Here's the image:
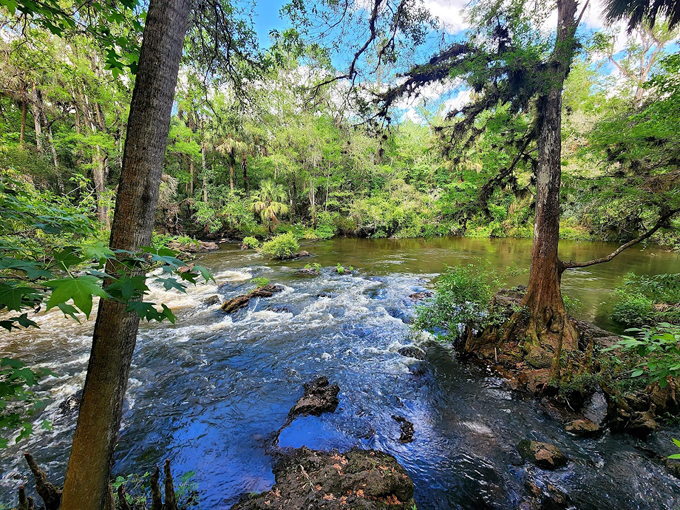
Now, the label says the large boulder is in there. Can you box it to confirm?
[230,448,416,509]
[517,440,568,470]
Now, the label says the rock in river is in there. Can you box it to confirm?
[517,440,568,470]
[221,284,283,314]
[565,419,601,438]
[288,376,340,421]
[398,345,426,360]
[392,415,415,443]
[230,447,416,510]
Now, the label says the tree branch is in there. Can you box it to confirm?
[560,207,680,271]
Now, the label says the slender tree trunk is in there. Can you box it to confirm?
[201,143,208,202]
[242,156,248,192]
[93,148,110,228]
[229,155,235,191]
[60,2,192,509]
[517,0,579,358]
[189,157,195,195]
[42,111,59,168]
[291,174,297,221]
[20,97,27,145]
[31,85,44,153]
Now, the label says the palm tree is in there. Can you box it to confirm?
[604,0,679,29]
[251,180,289,232]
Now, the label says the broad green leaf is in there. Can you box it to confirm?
[44,275,108,318]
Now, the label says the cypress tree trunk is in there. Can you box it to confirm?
[60,1,192,508]
[517,0,579,357]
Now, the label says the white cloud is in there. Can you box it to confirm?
[423,0,469,33]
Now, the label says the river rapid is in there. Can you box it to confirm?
[1,236,680,509]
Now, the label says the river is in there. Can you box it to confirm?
[1,237,680,509]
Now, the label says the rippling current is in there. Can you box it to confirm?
[2,237,680,509]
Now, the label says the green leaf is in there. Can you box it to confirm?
[669,454,680,459]
[0,283,40,312]
[44,275,108,318]
[157,277,187,293]
[631,369,644,378]
[53,247,83,271]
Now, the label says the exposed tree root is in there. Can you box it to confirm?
[13,455,182,510]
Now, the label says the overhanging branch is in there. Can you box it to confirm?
[560,207,680,272]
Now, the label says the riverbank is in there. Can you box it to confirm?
[2,238,680,508]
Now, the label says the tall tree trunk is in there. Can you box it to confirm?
[228,148,235,191]
[93,148,110,228]
[31,85,43,153]
[189,157,195,195]
[42,111,59,169]
[19,97,27,145]
[516,0,579,360]
[201,143,208,202]
[241,156,248,192]
[60,2,192,509]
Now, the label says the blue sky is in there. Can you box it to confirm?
[252,0,290,47]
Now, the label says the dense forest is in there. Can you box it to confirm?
[1,0,680,509]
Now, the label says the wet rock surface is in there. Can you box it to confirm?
[58,390,82,415]
[202,295,221,306]
[230,447,416,510]
[288,376,340,421]
[408,290,433,300]
[168,240,219,253]
[397,346,425,360]
[517,440,568,470]
[565,419,601,438]
[392,415,415,443]
[221,285,284,314]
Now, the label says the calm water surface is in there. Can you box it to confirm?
[1,236,680,509]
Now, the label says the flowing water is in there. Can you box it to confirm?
[2,237,680,509]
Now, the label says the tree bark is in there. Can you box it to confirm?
[93,148,110,228]
[20,96,27,145]
[201,142,208,202]
[59,2,192,509]
[31,85,43,153]
[511,0,580,357]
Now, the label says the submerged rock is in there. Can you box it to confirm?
[288,376,340,421]
[392,415,415,443]
[565,419,601,438]
[517,440,568,470]
[231,447,416,510]
[221,284,284,314]
[202,295,221,306]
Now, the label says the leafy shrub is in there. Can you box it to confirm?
[612,273,680,327]
[605,323,680,387]
[261,232,299,259]
[251,277,270,288]
[414,265,498,341]
[242,236,259,249]
[336,263,345,274]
